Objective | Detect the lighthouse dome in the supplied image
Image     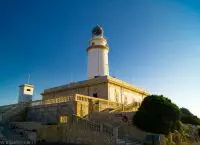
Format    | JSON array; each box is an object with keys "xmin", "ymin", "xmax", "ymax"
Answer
[{"xmin": 92, "ymin": 25, "xmax": 104, "ymax": 36}]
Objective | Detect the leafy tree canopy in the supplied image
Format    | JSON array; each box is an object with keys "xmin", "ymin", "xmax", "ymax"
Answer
[
  {"xmin": 180, "ymin": 108, "xmax": 193, "ymax": 116},
  {"xmin": 133, "ymin": 95, "xmax": 180, "ymax": 135},
  {"xmin": 180, "ymin": 107, "xmax": 200, "ymax": 125}
]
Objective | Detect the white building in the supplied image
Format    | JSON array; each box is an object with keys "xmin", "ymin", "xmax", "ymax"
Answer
[{"xmin": 18, "ymin": 84, "xmax": 34, "ymax": 103}]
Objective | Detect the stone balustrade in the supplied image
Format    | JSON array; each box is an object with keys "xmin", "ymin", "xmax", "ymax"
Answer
[
  {"xmin": 0, "ymin": 103, "xmax": 28, "ymax": 124},
  {"xmin": 110, "ymin": 102, "xmax": 141, "ymax": 113},
  {"xmin": 31, "ymin": 94, "xmax": 121, "ymax": 111},
  {"xmin": 72, "ymin": 114, "xmax": 114, "ymax": 135},
  {"xmin": 37, "ymin": 114, "xmax": 117, "ymax": 145}
]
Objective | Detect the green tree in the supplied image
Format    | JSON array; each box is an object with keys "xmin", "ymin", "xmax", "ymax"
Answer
[
  {"xmin": 133, "ymin": 95, "xmax": 180, "ymax": 135},
  {"xmin": 180, "ymin": 108, "xmax": 193, "ymax": 116},
  {"xmin": 180, "ymin": 107, "xmax": 200, "ymax": 125}
]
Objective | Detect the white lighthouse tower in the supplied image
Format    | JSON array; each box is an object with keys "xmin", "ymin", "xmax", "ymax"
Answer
[{"xmin": 87, "ymin": 25, "xmax": 109, "ymax": 79}]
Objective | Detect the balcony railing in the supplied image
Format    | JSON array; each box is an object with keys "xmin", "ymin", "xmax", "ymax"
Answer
[{"xmin": 31, "ymin": 94, "xmax": 121, "ymax": 110}]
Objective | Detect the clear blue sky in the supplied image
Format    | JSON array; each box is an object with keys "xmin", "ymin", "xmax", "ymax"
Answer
[{"xmin": 0, "ymin": 0, "xmax": 199, "ymax": 117}]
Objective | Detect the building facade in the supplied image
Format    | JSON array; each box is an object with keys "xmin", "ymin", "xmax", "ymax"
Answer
[
  {"xmin": 26, "ymin": 25, "xmax": 150, "ymax": 123},
  {"xmin": 41, "ymin": 25, "xmax": 149, "ymax": 105},
  {"xmin": 42, "ymin": 76, "xmax": 149, "ymax": 105}
]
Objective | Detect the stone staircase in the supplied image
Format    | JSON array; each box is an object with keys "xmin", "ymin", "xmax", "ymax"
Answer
[
  {"xmin": 70, "ymin": 115, "xmax": 144, "ymax": 145},
  {"xmin": 75, "ymin": 102, "xmax": 145, "ymax": 145},
  {"xmin": 116, "ymin": 138, "xmax": 142, "ymax": 145},
  {"xmin": 37, "ymin": 113, "xmax": 145, "ymax": 145},
  {"xmin": 0, "ymin": 104, "xmax": 18, "ymax": 113},
  {"xmin": 109, "ymin": 102, "xmax": 141, "ymax": 113},
  {"xmin": 0, "ymin": 103, "xmax": 28, "ymax": 124},
  {"xmin": 0, "ymin": 123, "xmax": 31, "ymax": 145},
  {"xmin": 1, "ymin": 123, "xmax": 31, "ymax": 144},
  {"xmin": 0, "ymin": 103, "xmax": 34, "ymax": 144},
  {"xmin": 88, "ymin": 102, "xmax": 139, "ymax": 127}
]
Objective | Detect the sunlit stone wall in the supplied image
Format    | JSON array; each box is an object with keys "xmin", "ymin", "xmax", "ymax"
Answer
[{"xmin": 27, "ymin": 101, "xmax": 75, "ymax": 123}]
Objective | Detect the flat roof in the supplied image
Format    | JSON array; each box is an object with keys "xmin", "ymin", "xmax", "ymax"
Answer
[
  {"xmin": 19, "ymin": 84, "xmax": 34, "ymax": 88},
  {"xmin": 42, "ymin": 76, "xmax": 149, "ymax": 95}
]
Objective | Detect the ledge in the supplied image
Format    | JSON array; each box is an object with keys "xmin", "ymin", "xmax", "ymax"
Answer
[{"xmin": 86, "ymin": 45, "xmax": 109, "ymax": 52}]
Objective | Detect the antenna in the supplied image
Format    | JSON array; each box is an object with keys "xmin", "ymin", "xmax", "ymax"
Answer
[{"xmin": 28, "ymin": 73, "xmax": 31, "ymax": 84}]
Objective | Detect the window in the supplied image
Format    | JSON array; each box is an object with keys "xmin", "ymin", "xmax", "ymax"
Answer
[
  {"xmin": 93, "ymin": 93, "xmax": 98, "ymax": 98},
  {"xmin": 27, "ymin": 89, "xmax": 31, "ymax": 92},
  {"xmin": 60, "ymin": 115, "xmax": 68, "ymax": 123},
  {"xmin": 124, "ymin": 96, "xmax": 128, "ymax": 105},
  {"xmin": 114, "ymin": 89, "xmax": 119, "ymax": 103}
]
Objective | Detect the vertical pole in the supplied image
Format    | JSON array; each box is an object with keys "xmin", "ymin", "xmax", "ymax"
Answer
[{"xmin": 28, "ymin": 74, "xmax": 31, "ymax": 84}]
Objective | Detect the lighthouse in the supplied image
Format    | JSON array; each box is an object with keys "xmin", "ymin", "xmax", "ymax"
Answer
[{"xmin": 87, "ymin": 25, "xmax": 109, "ymax": 79}]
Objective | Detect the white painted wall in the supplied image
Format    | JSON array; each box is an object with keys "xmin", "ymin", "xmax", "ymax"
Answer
[
  {"xmin": 18, "ymin": 85, "xmax": 34, "ymax": 103},
  {"xmin": 108, "ymin": 84, "xmax": 143, "ymax": 104},
  {"xmin": 87, "ymin": 36, "xmax": 109, "ymax": 79}
]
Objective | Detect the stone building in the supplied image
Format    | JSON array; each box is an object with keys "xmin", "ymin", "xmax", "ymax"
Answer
[
  {"xmin": 42, "ymin": 75, "xmax": 148, "ymax": 106},
  {"xmin": 25, "ymin": 25, "xmax": 149, "ymax": 123},
  {"xmin": 2, "ymin": 25, "xmax": 149, "ymax": 124},
  {"xmin": 42, "ymin": 25, "xmax": 148, "ymax": 105}
]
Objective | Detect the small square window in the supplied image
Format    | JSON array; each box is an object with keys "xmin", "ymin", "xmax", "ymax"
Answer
[
  {"xmin": 93, "ymin": 93, "xmax": 98, "ymax": 98},
  {"xmin": 27, "ymin": 89, "xmax": 31, "ymax": 92}
]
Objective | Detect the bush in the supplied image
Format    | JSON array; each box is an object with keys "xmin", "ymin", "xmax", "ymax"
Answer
[
  {"xmin": 180, "ymin": 108, "xmax": 200, "ymax": 125},
  {"xmin": 133, "ymin": 95, "xmax": 180, "ymax": 135}
]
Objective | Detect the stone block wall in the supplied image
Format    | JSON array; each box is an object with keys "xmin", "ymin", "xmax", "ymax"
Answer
[{"xmin": 27, "ymin": 102, "xmax": 75, "ymax": 124}]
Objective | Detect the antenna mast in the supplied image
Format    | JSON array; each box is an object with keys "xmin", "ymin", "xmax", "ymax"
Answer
[{"xmin": 28, "ymin": 74, "xmax": 31, "ymax": 84}]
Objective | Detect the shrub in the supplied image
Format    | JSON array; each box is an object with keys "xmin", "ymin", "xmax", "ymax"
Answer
[
  {"xmin": 133, "ymin": 95, "xmax": 180, "ymax": 135},
  {"xmin": 180, "ymin": 108, "xmax": 200, "ymax": 125}
]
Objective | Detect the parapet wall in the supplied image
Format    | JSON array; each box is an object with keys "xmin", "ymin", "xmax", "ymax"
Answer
[
  {"xmin": 26, "ymin": 94, "xmax": 124, "ymax": 123},
  {"xmin": 27, "ymin": 101, "xmax": 75, "ymax": 123}
]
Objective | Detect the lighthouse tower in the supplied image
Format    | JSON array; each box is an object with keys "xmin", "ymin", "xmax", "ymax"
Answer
[{"xmin": 87, "ymin": 25, "xmax": 109, "ymax": 79}]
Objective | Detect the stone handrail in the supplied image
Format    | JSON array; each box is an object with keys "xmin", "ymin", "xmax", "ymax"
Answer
[
  {"xmin": 118, "ymin": 123, "xmax": 166, "ymax": 144},
  {"xmin": 32, "ymin": 94, "xmax": 121, "ymax": 109},
  {"xmin": 109, "ymin": 102, "xmax": 140, "ymax": 113},
  {"xmin": 38, "ymin": 114, "xmax": 117, "ymax": 145},
  {"xmin": 75, "ymin": 94, "xmax": 121, "ymax": 109},
  {"xmin": 0, "ymin": 103, "xmax": 28, "ymax": 124},
  {"xmin": 0, "ymin": 103, "xmax": 18, "ymax": 109},
  {"xmin": 43, "ymin": 96, "xmax": 75, "ymax": 105},
  {"xmin": 0, "ymin": 103, "xmax": 18, "ymax": 113},
  {"xmin": 31, "ymin": 96, "xmax": 75, "ymax": 106},
  {"xmin": 69, "ymin": 115, "xmax": 117, "ymax": 145},
  {"xmin": 72, "ymin": 114, "xmax": 114, "ymax": 136},
  {"xmin": 31, "ymin": 100, "xmax": 42, "ymax": 106}
]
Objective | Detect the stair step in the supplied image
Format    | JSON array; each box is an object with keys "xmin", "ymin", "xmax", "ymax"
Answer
[{"xmin": 116, "ymin": 139, "xmax": 126, "ymax": 144}]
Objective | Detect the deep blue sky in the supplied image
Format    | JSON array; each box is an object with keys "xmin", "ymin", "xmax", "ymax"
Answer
[{"xmin": 0, "ymin": 0, "xmax": 199, "ymax": 116}]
